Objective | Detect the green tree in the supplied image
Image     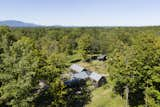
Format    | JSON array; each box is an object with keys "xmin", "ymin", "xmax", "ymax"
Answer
[
  {"xmin": 108, "ymin": 35, "xmax": 160, "ymax": 106},
  {"xmin": 0, "ymin": 37, "xmax": 67, "ymax": 106},
  {"xmin": 77, "ymin": 34, "xmax": 99, "ymax": 60}
]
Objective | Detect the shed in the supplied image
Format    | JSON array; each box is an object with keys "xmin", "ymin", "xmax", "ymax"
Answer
[
  {"xmin": 89, "ymin": 72, "xmax": 106, "ymax": 87},
  {"xmin": 70, "ymin": 64, "xmax": 86, "ymax": 72},
  {"xmin": 64, "ymin": 78, "xmax": 85, "ymax": 88},
  {"xmin": 72, "ymin": 71, "xmax": 89, "ymax": 80},
  {"xmin": 97, "ymin": 55, "xmax": 107, "ymax": 61}
]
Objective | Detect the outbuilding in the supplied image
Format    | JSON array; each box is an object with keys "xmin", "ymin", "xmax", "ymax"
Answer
[
  {"xmin": 97, "ymin": 55, "xmax": 107, "ymax": 61},
  {"xmin": 89, "ymin": 72, "xmax": 106, "ymax": 87},
  {"xmin": 72, "ymin": 71, "xmax": 89, "ymax": 80},
  {"xmin": 64, "ymin": 78, "xmax": 86, "ymax": 88}
]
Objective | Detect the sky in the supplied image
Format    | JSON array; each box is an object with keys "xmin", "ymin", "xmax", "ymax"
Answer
[{"xmin": 0, "ymin": 0, "xmax": 160, "ymax": 26}]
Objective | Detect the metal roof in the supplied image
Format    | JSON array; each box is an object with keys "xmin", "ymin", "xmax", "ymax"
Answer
[
  {"xmin": 72, "ymin": 71, "xmax": 89, "ymax": 79},
  {"xmin": 89, "ymin": 72, "xmax": 103, "ymax": 82},
  {"xmin": 97, "ymin": 55, "xmax": 106, "ymax": 59},
  {"xmin": 64, "ymin": 78, "xmax": 80, "ymax": 87},
  {"xmin": 70, "ymin": 64, "xmax": 85, "ymax": 72}
]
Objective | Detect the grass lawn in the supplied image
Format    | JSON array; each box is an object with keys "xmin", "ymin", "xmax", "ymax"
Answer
[
  {"xmin": 78, "ymin": 60, "xmax": 108, "ymax": 74},
  {"xmin": 86, "ymin": 85, "xmax": 126, "ymax": 107}
]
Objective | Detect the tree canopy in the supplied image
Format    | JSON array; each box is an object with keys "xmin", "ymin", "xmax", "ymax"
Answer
[{"xmin": 0, "ymin": 26, "xmax": 160, "ymax": 106}]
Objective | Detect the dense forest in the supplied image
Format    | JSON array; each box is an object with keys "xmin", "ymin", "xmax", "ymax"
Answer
[{"xmin": 0, "ymin": 26, "xmax": 160, "ymax": 107}]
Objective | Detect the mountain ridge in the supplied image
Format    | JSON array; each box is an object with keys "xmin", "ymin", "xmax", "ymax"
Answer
[{"xmin": 0, "ymin": 20, "xmax": 41, "ymax": 27}]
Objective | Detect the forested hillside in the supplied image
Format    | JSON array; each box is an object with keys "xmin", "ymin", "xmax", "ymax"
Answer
[{"xmin": 0, "ymin": 26, "xmax": 160, "ymax": 107}]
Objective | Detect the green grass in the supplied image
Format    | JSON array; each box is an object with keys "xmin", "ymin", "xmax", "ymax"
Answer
[
  {"xmin": 78, "ymin": 60, "xmax": 108, "ymax": 74},
  {"xmin": 67, "ymin": 54, "xmax": 83, "ymax": 63},
  {"xmin": 86, "ymin": 85, "xmax": 126, "ymax": 107}
]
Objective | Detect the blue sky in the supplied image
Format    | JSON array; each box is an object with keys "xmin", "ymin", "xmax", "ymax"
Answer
[{"xmin": 0, "ymin": 0, "xmax": 160, "ymax": 26}]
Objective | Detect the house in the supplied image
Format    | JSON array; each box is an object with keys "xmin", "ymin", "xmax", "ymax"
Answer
[
  {"xmin": 70, "ymin": 64, "xmax": 87, "ymax": 72},
  {"xmin": 97, "ymin": 55, "xmax": 107, "ymax": 61},
  {"xmin": 64, "ymin": 78, "xmax": 86, "ymax": 88},
  {"xmin": 67, "ymin": 64, "xmax": 106, "ymax": 88},
  {"xmin": 72, "ymin": 71, "xmax": 89, "ymax": 80},
  {"xmin": 89, "ymin": 72, "xmax": 106, "ymax": 87}
]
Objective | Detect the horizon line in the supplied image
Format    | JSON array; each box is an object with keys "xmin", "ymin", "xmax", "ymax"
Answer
[{"xmin": 1, "ymin": 19, "xmax": 160, "ymax": 27}]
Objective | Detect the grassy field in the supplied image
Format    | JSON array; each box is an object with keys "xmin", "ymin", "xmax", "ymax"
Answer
[
  {"xmin": 78, "ymin": 60, "xmax": 108, "ymax": 74},
  {"xmin": 86, "ymin": 85, "xmax": 126, "ymax": 107}
]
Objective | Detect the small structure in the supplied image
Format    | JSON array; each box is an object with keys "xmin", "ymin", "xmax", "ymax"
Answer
[
  {"xmin": 91, "ymin": 55, "xmax": 98, "ymax": 60},
  {"xmin": 64, "ymin": 78, "xmax": 85, "ymax": 88},
  {"xmin": 72, "ymin": 71, "xmax": 89, "ymax": 80},
  {"xmin": 70, "ymin": 64, "xmax": 87, "ymax": 72},
  {"xmin": 89, "ymin": 72, "xmax": 106, "ymax": 87},
  {"xmin": 97, "ymin": 55, "xmax": 107, "ymax": 61},
  {"xmin": 67, "ymin": 64, "xmax": 106, "ymax": 88}
]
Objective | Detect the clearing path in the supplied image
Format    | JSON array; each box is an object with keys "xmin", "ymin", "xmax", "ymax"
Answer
[{"xmin": 86, "ymin": 85, "xmax": 126, "ymax": 107}]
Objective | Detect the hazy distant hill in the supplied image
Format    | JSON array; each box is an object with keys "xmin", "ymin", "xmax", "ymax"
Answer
[{"xmin": 0, "ymin": 20, "xmax": 40, "ymax": 27}]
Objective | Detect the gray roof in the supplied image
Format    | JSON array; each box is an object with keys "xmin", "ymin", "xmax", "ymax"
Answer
[
  {"xmin": 70, "ymin": 64, "xmax": 85, "ymax": 72},
  {"xmin": 89, "ymin": 72, "xmax": 103, "ymax": 82},
  {"xmin": 72, "ymin": 71, "xmax": 89, "ymax": 79},
  {"xmin": 97, "ymin": 55, "xmax": 106, "ymax": 59}
]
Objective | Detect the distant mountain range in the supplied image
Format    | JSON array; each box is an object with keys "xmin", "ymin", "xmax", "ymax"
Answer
[
  {"xmin": 0, "ymin": 20, "xmax": 41, "ymax": 27},
  {"xmin": 0, "ymin": 20, "xmax": 118, "ymax": 28}
]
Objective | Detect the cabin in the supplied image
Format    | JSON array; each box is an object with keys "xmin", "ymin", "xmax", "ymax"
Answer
[
  {"xmin": 97, "ymin": 55, "xmax": 107, "ymax": 61},
  {"xmin": 89, "ymin": 72, "xmax": 106, "ymax": 87},
  {"xmin": 64, "ymin": 78, "xmax": 86, "ymax": 88},
  {"xmin": 67, "ymin": 64, "xmax": 106, "ymax": 88},
  {"xmin": 72, "ymin": 71, "xmax": 89, "ymax": 80},
  {"xmin": 70, "ymin": 64, "xmax": 87, "ymax": 72}
]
